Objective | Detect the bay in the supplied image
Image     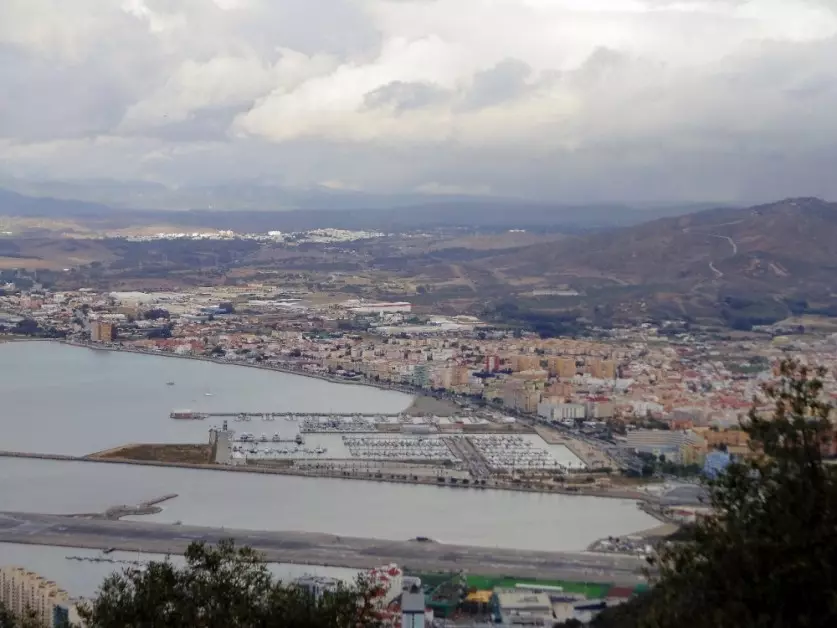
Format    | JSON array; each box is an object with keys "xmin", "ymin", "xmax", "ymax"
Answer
[{"xmin": 0, "ymin": 341, "xmax": 411, "ymax": 456}]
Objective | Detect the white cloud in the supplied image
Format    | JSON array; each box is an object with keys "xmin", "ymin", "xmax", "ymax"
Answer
[
  {"xmin": 1, "ymin": 0, "xmax": 837, "ymax": 202},
  {"xmin": 121, "ymin": 54, "xmax": 277, "ymax": 128}
]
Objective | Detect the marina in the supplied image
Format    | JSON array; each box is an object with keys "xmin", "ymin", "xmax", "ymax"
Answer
[
  {"xmin": 468, "ymin": 435, "xmax": 587, "ymax": 471},
  {"xmin": 341, "ymin": 436, "xmax": 458, "ymax": 463},
  {"xmin": 0, "ymin": 341, "xmax": 659, "ymax": 569}
]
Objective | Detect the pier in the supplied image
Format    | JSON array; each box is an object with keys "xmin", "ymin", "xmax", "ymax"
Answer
[{"xmin": 170, "ymin": 411, "xmax": 406, "ymax": 420}]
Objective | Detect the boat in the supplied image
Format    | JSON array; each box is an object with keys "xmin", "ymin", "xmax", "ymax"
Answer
[
  {"xmin": 204, "ymin": 392, "xmax": 214, "ymax": 397},
  {"xmin": 166, "ymin": 382, "xmax": 175, "ymax": 386}
]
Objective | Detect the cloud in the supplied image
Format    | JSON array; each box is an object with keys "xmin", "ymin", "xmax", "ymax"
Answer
[
  {"xmin": 364, "ymin": 81, "xmax": 451, "ymax": 112},
  {"xmin": 1, "ymin": 0, "xmax": 837, "ymax": 203}
]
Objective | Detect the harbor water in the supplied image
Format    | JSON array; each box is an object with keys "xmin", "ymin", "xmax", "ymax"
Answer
[
  {"xmin": 0, "ymin": 341, "xmax": 657, "ymax": 555},
  {"xmin": 0, "ymin": 457, "xmax": 657, "ymax": 552},
  {"xmin": 0, "ymin": 341, "xmax": 411, "ymax": 456}
]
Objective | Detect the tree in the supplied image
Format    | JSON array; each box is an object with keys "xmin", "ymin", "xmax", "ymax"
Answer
[
  {"xmin": 0, "ymin": 602, "xmax": 44, "ymax": 628},
  {"xmin": 79, "ymin": 540, "xmax": 384, "ymax": 628},
  {"xmin": 594, "ymin": 359, "xmax": 837, "ymax": 628},
  {"xmin": 143, "ymin": 308, "xmax": 170, "ymax": 320}
]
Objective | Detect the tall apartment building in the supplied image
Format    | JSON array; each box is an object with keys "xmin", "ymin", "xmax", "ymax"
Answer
[
  {"xmin": 546, "ymin": 356, "xmax": 576, "ymax": 378},
  {"xmin": 410, "ymin": 364, "xmax": 431, "ymax": 388},
  {"xmin": 89, "ymin": 320, "xmax": 115, "ymax": 343},
  {"xmin": 484, "ymin": 355, "xmax": 500, "ymax": 373},
  {"xmin": 507, "ymin": 354, "xmax": 541, "ymax": 372},
  {"xmin": 546, "ymin": 381, "xmax": 574, "ymax": 399},
  {"xmin": 586, "ymin": 358, "xmax": 616, "ymax": 379},
  {"xmin": 0, "ymin": 566, "xmax": 83, "ymax": 627},
  {"xmin": 502, "ymin": 379, "xmax": 542, "ymax": 413}
]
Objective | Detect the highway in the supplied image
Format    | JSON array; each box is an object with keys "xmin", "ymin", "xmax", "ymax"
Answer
[{"xmin": 0, "ymin": 511, "xmax": 646, "ymax": 585}]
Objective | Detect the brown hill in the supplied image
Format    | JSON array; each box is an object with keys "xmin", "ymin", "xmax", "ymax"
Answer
[{"xmin": 483, "ymin": 198, "xmax": 837, "ymax": 325}]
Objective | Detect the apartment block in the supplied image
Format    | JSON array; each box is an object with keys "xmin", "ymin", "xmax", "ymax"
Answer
[
  {"xmin": 507, "ymin": 354, "xmax": 541, "ymax": 372},
  {"xmin": 586, "ymin": 358, "xmax": 616, "ymax": 380},
  {"xmin": 546, "ymin": 356, "xmax": 576, "ymax": 378},
  {"xmin": 538, "ymin": 402, "xmax": 586, "ymax": 422},
  {"xmin": 0, "ymin": 567, "xmax": 83, "ymax": 627},
  {"xmin": 89, "ymin": 320, "xmax": 115, "ymax": 342}
]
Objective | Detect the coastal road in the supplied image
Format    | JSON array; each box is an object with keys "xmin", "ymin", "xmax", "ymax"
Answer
[{"xmin": 0, "ymin": 512, "xmax": 646, "ymax": 585}]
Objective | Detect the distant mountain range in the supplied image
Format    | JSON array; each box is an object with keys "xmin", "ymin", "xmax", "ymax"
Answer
[
  {"xmin": 5, "ymin": 181, "xmax": 831, "ymax": 327},
  {"xmin": 0, "ymin": 184, "xmax": 715, "ymax": 231}
]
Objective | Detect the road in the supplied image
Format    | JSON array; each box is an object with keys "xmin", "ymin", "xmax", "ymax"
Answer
[
  {"xmin": 709, "ymin": 234, "xmax": 738, "ymax": 255},
  {"xmin": 0, "ymin": 512, "xmax": 646, "ymax": 585},
  {"xmin": 707, "ymin": 233, "xmax": 738, "ymax": 279}
]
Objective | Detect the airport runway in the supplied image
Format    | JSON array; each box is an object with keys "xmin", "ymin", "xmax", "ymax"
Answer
[{"xmin": 0, "ymin": 511, "xmax": 646, "ymax": 585}]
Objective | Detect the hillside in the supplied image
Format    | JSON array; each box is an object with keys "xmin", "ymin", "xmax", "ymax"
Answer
[{"xmin": 481, "ymin": 198, "xmax": 837, "ymax": 326}]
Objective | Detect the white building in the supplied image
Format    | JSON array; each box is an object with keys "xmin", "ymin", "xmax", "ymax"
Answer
[
  {"xmin": 401, "ymin": 585, "xmax": 426, "ymax": 628},
  {"xmin": 349, "ymin": 301, "xmax": 412, "ymax": 315},
  {"xmin": 537, "ymin": 402, "xmax": 586, "ymax": 421},
  {"xmin": 493, "ymin": 588, "xmax": 554, "ymax": 626}
]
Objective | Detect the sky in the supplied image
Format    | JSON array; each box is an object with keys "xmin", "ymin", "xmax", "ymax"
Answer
[{"xmin": 1, "ymin": 0, "xmax": 837, "ymax": 204}]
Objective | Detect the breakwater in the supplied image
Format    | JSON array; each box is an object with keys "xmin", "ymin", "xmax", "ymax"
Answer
[{"xmin": 0, "ymin": 450, "xmax": 649, "ymax": 501}]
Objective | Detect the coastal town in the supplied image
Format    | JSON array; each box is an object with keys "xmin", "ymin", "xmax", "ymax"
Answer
[
  {"xmin": 3, "ymin": 281, "xmax": 836, "ymax": 481},
  {"xmin": 3, "ymin": 281, "xmax": 836, "ymax": 627}
]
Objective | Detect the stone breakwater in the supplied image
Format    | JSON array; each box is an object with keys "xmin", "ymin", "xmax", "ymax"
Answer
[{"xmin": 0, "ymin": 450, "xmax": 651, "ymax": 502}]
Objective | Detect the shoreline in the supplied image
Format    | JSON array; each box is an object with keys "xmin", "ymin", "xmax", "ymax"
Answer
[{"xmin": 58, "ymin": 339, "xmax": 429, "ymax": 410}]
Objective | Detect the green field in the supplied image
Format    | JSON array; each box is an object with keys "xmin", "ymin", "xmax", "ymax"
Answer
[
  {"xmin": 413, "ymin": 571, "xmax": 650, "ymax": 601},
  {"xmin": 463, "ymin": 575, "xmax": 610, "ymax": 599}
]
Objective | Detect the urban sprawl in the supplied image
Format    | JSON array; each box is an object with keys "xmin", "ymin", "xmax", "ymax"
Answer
[{"xmin": 3, "ymin": 283, "xmax": 836, "ymax": 480}]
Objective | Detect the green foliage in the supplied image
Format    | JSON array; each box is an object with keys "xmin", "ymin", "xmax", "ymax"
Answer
[
  {"xmin": 78, "ymin": 539, "xmax": 383, "ymax": 628},
  {"xmin": 487, "ymin": 301, "xmax": 586, "ymax": 338},
  {"xmin": 594, "ymin": 359, "xmax": 837, "ymax": 628},
  {"xmin": 0, "ymin": 603, "xmax": 43, "ymax": 628}
]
